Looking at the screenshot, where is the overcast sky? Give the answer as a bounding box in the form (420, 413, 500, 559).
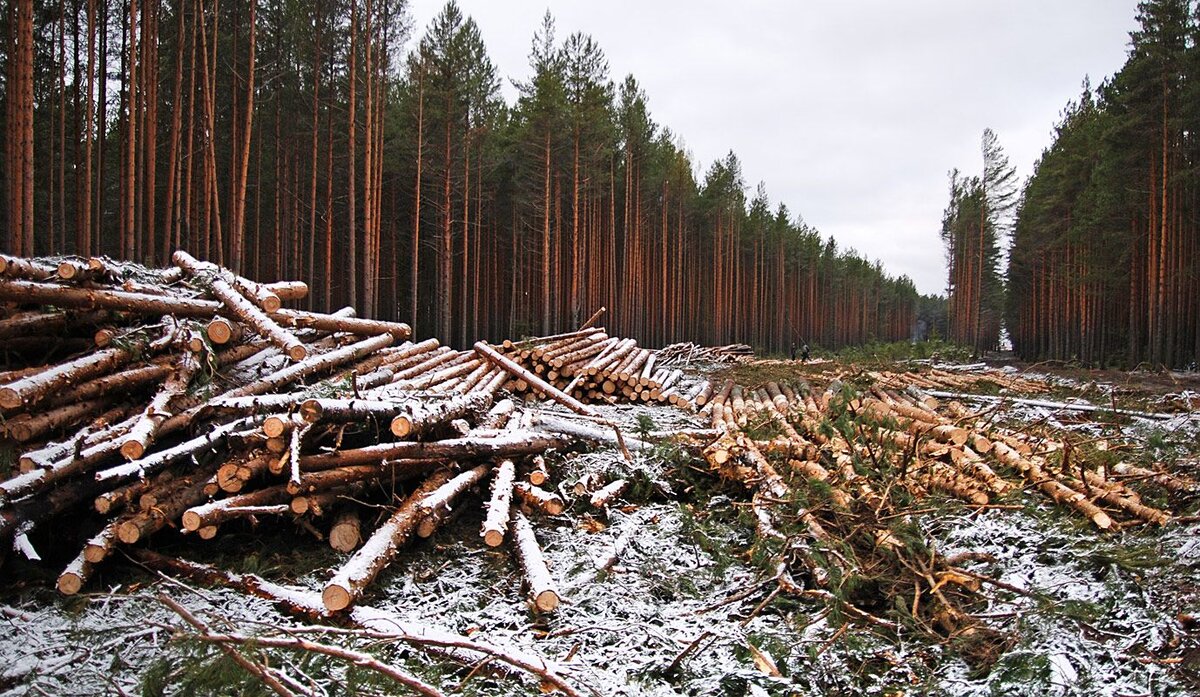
(406, 1, 1141, 295)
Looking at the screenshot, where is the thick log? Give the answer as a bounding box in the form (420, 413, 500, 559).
(330, 507, 363, 552)
(262, 280, 309, 302)
(298, 430, 576, 473)
(391, 392, 493, 439)
(416, 464, 491, 538)
(0, 254, 56, 279)
(992, 442, 1112, 529)
(57, 550, 94, 595)
(121, 351, 201, 460)
(2, 398, 110, 442)
(589, 479, 628, 508)
(290, 460, 436, 496)
(0, 278, 409, 340)
(513, 482, 565, 515)
(297, 397, 403, 424)
(95, 415, 266, 485)
(322, 470, 454, 611)
(511, 511, 559, 612)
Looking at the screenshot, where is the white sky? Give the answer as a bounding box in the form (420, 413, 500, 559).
(406, 0, 1141, 295)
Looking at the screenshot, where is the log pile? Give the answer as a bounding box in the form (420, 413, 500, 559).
(698, 376, 1188, 531)
(496, 329, 712, 409)
(656, 341, 755, 365)
(0, 253, 622, 618)
(691, 372, 1195, 666)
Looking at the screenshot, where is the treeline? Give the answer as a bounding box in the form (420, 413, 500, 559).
(947, 0, 1199, 368)
(0, 0, 919, 350)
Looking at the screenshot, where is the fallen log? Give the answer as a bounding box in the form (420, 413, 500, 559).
(481, 460, 516, 547)
(511, 510, 559, 612)
(322, 470, 453, 612)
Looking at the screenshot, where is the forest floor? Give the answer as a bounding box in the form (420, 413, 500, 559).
(0, 355, 1197, 697)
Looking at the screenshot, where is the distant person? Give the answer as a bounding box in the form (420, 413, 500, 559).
(790, 342, 797, 361)
(801, 343, 810, 363)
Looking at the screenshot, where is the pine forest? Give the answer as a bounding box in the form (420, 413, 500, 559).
(0, 0, 920, 351)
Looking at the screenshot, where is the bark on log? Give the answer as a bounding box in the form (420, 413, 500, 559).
(322, 470, 453, 611)
(174, 251, 308, 361)
(481, 459, 516, 547)
(298, 430, 576, 473)
(513, 482, 564, 515)
(511, 510, 559, 612)
(391, 392, 493, 439)
(0, 346, 134, 409)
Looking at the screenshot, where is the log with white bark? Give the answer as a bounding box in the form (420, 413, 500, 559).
(589, 479, 628, 509)
(416, 463, 492, 537)
(390, 392, 494, 439)
(513, 482, 565, 516)
(120, 350, 201, 460)
(174, 251, 308, 361)
(481, 460, 516, 547)
(510, 511, 560, 612)
(322, 470, 453, 611)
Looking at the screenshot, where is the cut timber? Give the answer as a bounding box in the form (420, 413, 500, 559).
(476, 342, 601, 417)
(173, 251, 308, 361)
(297, 430, 576, 472)
(83, 526, 118, 563)
(2, 398, 109, 442)
(182, 484, 294, 532)
(231, 275, 283, 313)
(513, 482, 565, 515)
(206, 316, 242, 344)
(992, 442, 1112, 529)
(300, 398, 407, 424)
(0, 346, 134, 409)
(322, 470, 453, 611)
(95, 415, 266, 485)
(528, 455, 549, 486)
(391, 392, 493, 439)
(221, 334, 394, 401)
(511, 510, 559, 612)
(481, 459, 516, 547)
(0, 254, 55, 279)
(0, 279, 408, 340)
(589, 479, 628, 508)
(121, 350, 201, 460)
(416, 463, 491, 537)
(57, 551, 93, 595)
(330, 508, 362, 552)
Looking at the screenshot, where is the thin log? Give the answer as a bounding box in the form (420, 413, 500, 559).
(481, 459, 516, 547)
(511, 510, 559, 612)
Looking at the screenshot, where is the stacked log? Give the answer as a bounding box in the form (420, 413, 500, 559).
(495, 329, 710, 410)
(0, 254, 618, 617)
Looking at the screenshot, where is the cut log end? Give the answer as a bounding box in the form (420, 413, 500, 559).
(534, 589, 560, 613)
(117, 521, 142, 545)
(1093, 512, 1114, 530)
(287, 345, 309, 362)
(483, 529, 505, 547)
(83, 544, 110, 564)
(0, 389, 22, 410)
(198, 525, 218, 540)
(120, 440, 146, 461)
(57, 572, 84, 596)
(390, 416, 414, 438)
(322, 584, 352, 612)
(181, 510, 203, 532)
